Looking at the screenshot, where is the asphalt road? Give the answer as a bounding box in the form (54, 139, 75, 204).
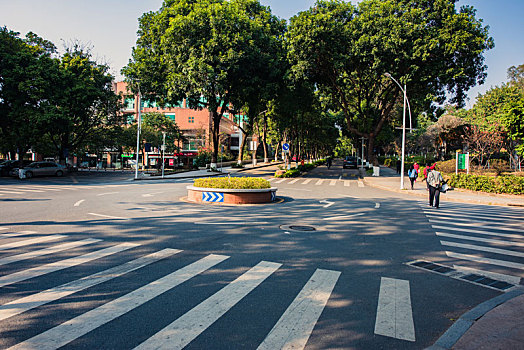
(0, 162, 522, 349)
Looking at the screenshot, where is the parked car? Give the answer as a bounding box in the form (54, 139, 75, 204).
(343, 156, 360, 169)
(18, 162, 67, 179)
(0, 160, 31, 177)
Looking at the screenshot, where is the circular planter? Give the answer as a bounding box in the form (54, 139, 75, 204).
(187, 185, 277, 204)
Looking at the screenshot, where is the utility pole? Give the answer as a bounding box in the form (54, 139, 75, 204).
(161, 131, 166, 178)
(134, 88, 142, 180)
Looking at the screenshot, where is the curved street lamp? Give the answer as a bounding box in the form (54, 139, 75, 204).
(385, 73, 413, 190)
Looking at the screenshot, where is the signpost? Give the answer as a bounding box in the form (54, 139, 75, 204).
(282, 143, 290, 170)
(456, 151, 470, 174)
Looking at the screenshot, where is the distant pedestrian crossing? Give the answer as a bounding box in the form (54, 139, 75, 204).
(0, 228, 418, 347)
(0, 183, 132, 196)
(420, 201, 524, 288)
(267, 177, 363, 188)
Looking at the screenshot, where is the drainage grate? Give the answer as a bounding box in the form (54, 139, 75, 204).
(406, 260, 516, 292)
(288, 225, 316, 232)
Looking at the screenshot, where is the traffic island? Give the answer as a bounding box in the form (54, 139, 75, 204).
(186, 177, 277, 205)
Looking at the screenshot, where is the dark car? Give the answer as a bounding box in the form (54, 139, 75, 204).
(0, 160, 31, 177)
(18, 161, 67, 179)
(343, 156, 360, 169)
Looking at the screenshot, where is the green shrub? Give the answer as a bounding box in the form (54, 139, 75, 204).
(194, 177, 270, 189)
(231, 162, 244, 168)
(194, 151, 212, 167)
(489, 159, 509, 175)
(446, 173, 524, 195)
(275, 168, 301, 178)
(297, 163, 315, 172)
(366, 168, 373, 175)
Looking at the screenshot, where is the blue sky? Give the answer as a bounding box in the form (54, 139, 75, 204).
(1, 0, 522, 106)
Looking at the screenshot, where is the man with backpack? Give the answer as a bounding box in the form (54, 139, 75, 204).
(427, 164, 444, 208)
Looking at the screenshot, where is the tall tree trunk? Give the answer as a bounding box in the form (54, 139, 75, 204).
(237, 128, 248, 164)
(262, 113, 268, 163)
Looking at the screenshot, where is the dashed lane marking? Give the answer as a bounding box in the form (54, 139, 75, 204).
(74, 199, 85, 207)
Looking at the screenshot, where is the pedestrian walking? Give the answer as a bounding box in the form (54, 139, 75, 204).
(326, 157, 332, 169)
(427, 165, 444, 208)
(413, 162, 420, 175)
(408, 165, 418, 190)
(396, 159, 401, 174)
(423, 162, 435, 190)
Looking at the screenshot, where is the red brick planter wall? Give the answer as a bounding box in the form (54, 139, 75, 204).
(187, 186, 277, 204)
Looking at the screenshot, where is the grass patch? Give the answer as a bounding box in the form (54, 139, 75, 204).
(194, 177, 270, 189)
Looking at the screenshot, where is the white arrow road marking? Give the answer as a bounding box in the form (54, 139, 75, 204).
(97, 192, 119, 196)
(323, 213, 365, 220)
(374, 277, 415, 342)
(73, 199, 85, 207)
(319, 200, 334, 208)
(375, 203, 380, 209)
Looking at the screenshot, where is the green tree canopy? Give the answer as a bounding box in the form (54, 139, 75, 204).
(123, 0, 285, 165)
(0, 27, 59, 159)
(286, 0, 493, 163)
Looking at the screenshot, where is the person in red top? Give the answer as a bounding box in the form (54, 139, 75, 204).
(423, 162, 436, 190)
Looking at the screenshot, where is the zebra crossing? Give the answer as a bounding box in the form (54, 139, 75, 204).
(0, 183, 131, 196)
(267, 177, 363, 188)
(420, 201, 524, 289)
(0, 229, 419, 348)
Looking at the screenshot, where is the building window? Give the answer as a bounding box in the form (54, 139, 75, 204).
(188, 116, 195, 123)
(166, 113, 175, 121)
(124, 97, 135, 110)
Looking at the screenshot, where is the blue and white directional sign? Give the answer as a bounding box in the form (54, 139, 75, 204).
(282, 143, 290, 152)
(202, 192, 224, 202)
(271, 191, 276, 202)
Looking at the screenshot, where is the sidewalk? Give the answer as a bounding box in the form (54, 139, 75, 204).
(362, 166, 524, 207)
(363, 166, 524, 349)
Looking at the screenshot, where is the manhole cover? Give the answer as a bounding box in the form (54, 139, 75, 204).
(288, 225, 316, 232)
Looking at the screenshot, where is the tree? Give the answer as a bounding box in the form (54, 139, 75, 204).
(286, 0, 493, 164)
(123, 0, 285, 167)
(462, 123, 505, 167)
(0, 27, 59, 160)
(141, 112, 183, 152)
(41, 45, 122, 163)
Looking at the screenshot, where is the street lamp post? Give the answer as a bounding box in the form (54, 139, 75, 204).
(161, 131, 166, 179)
(134, 88, 142, 180)
(385, 73, 412, 190)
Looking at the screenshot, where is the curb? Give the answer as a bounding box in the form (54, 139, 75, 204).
(361, 176, 524, 207)
(425, 287, 524, 350)
(233, 161, 284, 173)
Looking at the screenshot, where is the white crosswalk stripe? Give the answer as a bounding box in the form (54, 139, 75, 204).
(258, 269, 340, 350)
(374, 277, 415, 342)
(344, 180, 350, 187)
(0, 238, 101, 266)
(302, 179, 312, 185)
(289, 178, 300, 184)
(275, 178, 287, 184)
(329, 179, 337, 186)
(315, 179, 324, 185)
(0, 235, 65, 251)
(0, 242, 138, 288)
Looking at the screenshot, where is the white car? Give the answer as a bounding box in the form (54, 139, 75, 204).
(19, 162, 67, 179)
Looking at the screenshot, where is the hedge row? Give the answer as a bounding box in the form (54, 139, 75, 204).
(194, 177, 270, 189)
(274, 159, 325, 178)
(446, 173, 524, 195)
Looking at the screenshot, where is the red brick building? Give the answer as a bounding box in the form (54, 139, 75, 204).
(114, 81, 244, 168)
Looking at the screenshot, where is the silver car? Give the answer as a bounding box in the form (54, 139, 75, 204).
(19, 162, 67, 179)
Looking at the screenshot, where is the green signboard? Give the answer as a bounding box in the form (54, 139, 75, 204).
(457, 153, 466, 170)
